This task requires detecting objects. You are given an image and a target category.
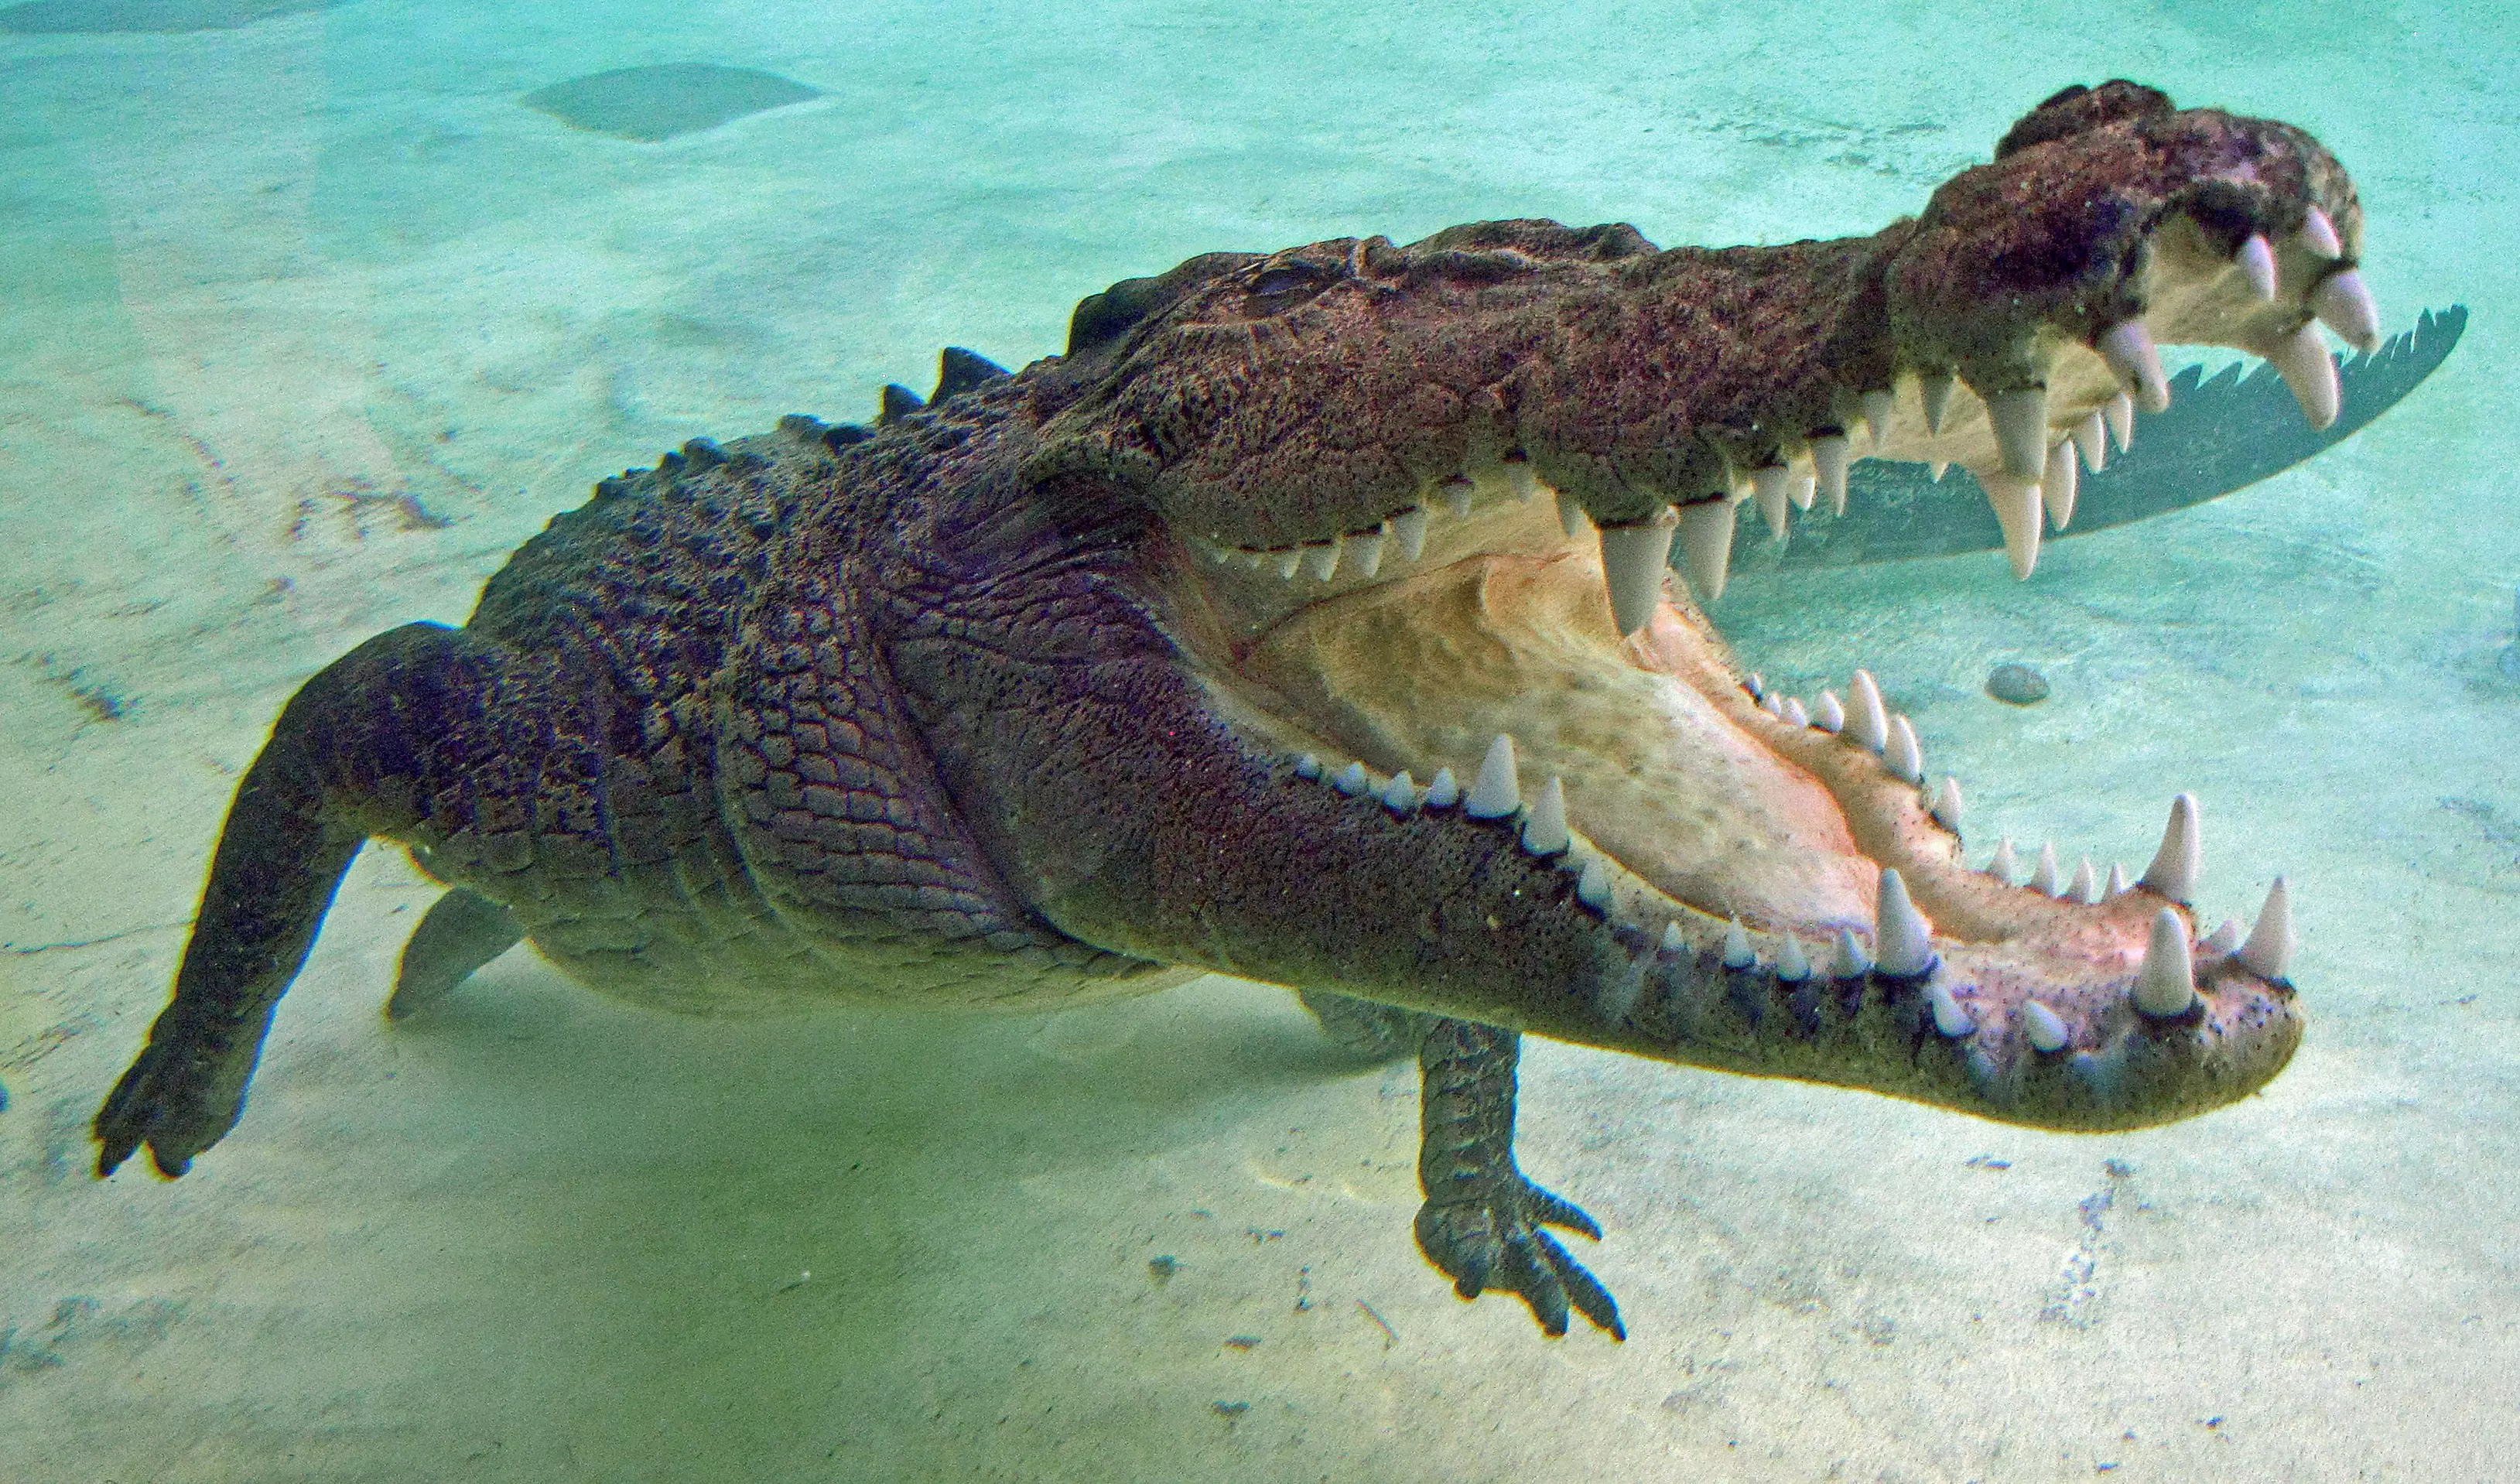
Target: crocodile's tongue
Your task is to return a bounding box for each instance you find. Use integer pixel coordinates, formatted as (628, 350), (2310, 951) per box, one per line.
(1239, 549), (1880, 938)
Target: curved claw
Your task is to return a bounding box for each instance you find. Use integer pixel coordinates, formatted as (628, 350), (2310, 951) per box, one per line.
(1414, 1174), (1626, 1340)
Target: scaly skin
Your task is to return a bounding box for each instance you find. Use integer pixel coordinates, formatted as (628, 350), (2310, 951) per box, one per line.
(97, 84), (2358, 1339)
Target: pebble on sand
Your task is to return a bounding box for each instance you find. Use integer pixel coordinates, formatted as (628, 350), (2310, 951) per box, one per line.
(1986, 662), (2050, 705)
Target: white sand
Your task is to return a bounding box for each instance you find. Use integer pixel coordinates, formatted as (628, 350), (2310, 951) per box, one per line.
(2, 2), (2514, 1478)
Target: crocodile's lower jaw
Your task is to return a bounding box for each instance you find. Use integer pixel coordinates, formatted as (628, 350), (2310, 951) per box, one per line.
(1187, 492), (2301, 1130)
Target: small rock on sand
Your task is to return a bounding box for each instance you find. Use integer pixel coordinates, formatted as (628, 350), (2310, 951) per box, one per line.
(1987, 663), (2050, 705)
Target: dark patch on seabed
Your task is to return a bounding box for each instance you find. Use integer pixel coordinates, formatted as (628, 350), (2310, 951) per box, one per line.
(0, 0), (346, 32)
(524, 64), (822, 143)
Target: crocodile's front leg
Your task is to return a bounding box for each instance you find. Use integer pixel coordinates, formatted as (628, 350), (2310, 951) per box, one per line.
(1417, 1018), (1622, 1339)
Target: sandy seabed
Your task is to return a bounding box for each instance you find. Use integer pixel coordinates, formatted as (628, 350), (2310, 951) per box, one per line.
(3, 2), (2516, 1479)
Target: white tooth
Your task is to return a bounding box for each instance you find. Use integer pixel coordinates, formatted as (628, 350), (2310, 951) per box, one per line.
(1875, 867), (1934, 976)
(1920, 369), (1957, 434)
(1791, 472), (1817, 512)
(1503, 459), (1540, 502)
(1293, 754), (1323, 780)
(2029, 842), (2062, 897)
(2140, 793), (2202, 903)
(2106, 862), (2131, 898)
(2073, 410), (2108, 474)
(1812, 434), (1852, 515)
(2299, 205), (2344, 259)
(1660, 920), (1685, 954)
(1932, 776), (1964, 832)
(1783, 697), (1811, 727)
(1762, 692), (1787, 720)
(1987, 837), (2019, 883)
(1858, 389), (1895, 451)
(1886, 714), (1923, 784)
(2311, 268), (2382, 354)
(2200, 918), (2243, 953)
(1557, 490), (1590, 539)
(1776, 932), (1811, 981)
(2236, 876), (2295, 981)
(1378, 769), (1417, 812)
(1988, 388), (2050, 480)
(1746, 672), (1765, 701)
(1301, 538), (1342, 582)
(1814, 691), (1845, 733)
(2098, 320), (2171, 414)
(1275, 548), (1304, 580)
(2236, 234), (2280, 300)
(1929, 460), (1949, 482)
(1752, 465), (1793, 542)
(1463, 734), (1520, 819)
(2020, 1000), (2068, 1053)
(1333, 761), (1369, 795)
(1422, 766), (1459, 809)
(2105, 391), (2135, 452)
(1847, 670), (1889, 753)
(1521, 776), (1571, 856)
(1347, 527), (1386, 579)
(1723, 916), (1755, 969)
(2069, 857), (2098, 904)
(2043, 437), (2079, 532)
(1831, 928), (1872, 979)
(2133, 908), (2199, 1017)
(2264, 323), (2340, 429)
(1391, 506), (1431, 562)
(1599, 511), (1679, 637)
(1976, 470), (2043, 580)
(1237, 546), (1269, 570)
(1575, 857), (1611, 910)
(1677, 498), (1736, 603)
(1441, 477), (1475, 520)
(1928, 982), (1975, 1037)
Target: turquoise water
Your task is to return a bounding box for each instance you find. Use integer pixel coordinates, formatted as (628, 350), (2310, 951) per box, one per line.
(2, 2), (2512, 1479)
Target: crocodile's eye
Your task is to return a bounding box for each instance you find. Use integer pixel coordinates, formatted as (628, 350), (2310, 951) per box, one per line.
(1240, 262), (1335, 314)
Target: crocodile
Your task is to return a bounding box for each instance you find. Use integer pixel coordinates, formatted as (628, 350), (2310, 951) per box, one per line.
(96, 82), (2374, 1340)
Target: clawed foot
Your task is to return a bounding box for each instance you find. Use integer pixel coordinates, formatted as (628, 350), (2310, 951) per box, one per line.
(1414, 1171), (1625, 1340)
(93, 1028), (248, 1178)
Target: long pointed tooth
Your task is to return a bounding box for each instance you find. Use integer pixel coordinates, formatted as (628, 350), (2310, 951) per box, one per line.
(2073, 410), (2108, 473)
(2098, 320), (2171, 414)
(1929, 460), (1949, 482)
(1660, 920), (1685, 954)
(2029, 842), (2061, 896)
(1752, 465), (1793, 541)
(1293, 754), (1322, 780)
(2021, 1000), (2068, 1052)
(1920, 369), (1957, 434)
(1333, 761), (1368, 795)
(2043, 437), (2080, 532)
(1928, 982), (1975, 1037)
(1761, 692), (1787, 720)
(1236, 546), (1268, 571)
(1987, 837), (2019, 883)
(1723, 916), (1755, 969)
(1847, 670), (1889, 754)
(2200, 918), (2243, 953)
(1378, 770), (1417, 812)
(1441, 477), (1475, 520)
(2235, 234), (2280, 300)
(1423, 766), (1459, 809)
(1503, 458), (1539, 502)
(2105, 391), (2135, 451)
(1557, 490), (1589, 539)
(1831, 928), (1872, 979)
(1811, 434), (1852, 515)
(2299, 206), (2344, 259)
(1988, 388), (2050, 479)
(2106, 861), (2130, 898)
(1977, 470), (2043, 579)
(1874, 867), (1934, 976)
(1521, 776), (1570, 856)
(1858, 390), (1895, 451)
(1274, 548), (1303, 580)
(2068, 857), (2098, 904)
(2311, 268), (2382, 354)
(1575, 857), (1611, 911)
(2236, 876), (2295, 980)
(1346, 527), (1385, 579)
(1391, 506), (1430, 562)
(1301, 538), (1342, 582)
(1463, 734), (1520, 819)
(2139, 793), (2202, 903)
(1790, 471), (1816, 512)
(1813, 691), (1845, 733)
(2133, 908), (2198, 1017)
(1932, 776), (1964, 832)
(1599, 512), (1678, 637)
(1782, 697), (1810, 727)
(1776, 933), (1811, 982)
(1677, 499), (1736, 603)
(1886, 714), (1923, 784)
(2264, 323), (2340, 429)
